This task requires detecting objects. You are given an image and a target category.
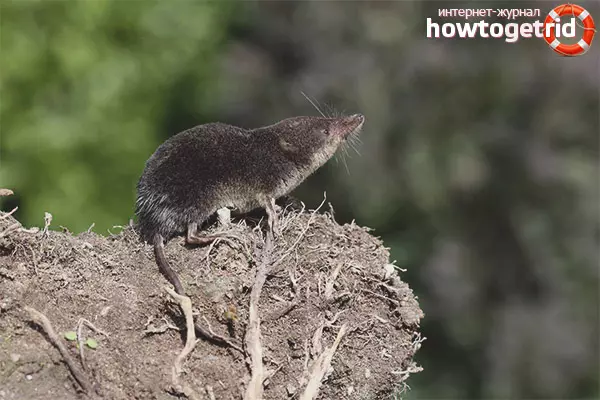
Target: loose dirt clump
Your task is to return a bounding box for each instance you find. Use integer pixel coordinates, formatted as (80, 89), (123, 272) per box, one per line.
(0, 199), (424, 400)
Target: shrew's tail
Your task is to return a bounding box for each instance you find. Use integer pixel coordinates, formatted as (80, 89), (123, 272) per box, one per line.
(153, 233), (184, 295)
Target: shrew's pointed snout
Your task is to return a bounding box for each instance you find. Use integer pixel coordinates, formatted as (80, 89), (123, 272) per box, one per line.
(330, 113), (365, 138)
(351, 114), (365, 124)
(348, 114), (365, 131)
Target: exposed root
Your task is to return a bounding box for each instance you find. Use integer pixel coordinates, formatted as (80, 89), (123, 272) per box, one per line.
(263, 361), (283, 387)
(272, 194), (327, 269)
(277, 201), (305, 233)
(206, 385), (216, 400)
(143, 316), (180, 335)
(27, 244), (39, 275)
(200, 316), (244, 354)
(199, 226), (252, 267)
(42, 212), (52, 236)
(164, 286), (200, 400)
(324, 262), (345, 300)
(204, 235), (246, 266)
(0, 206), (18, 220)
(264, 299), (299, 322)
(391, 363), (423, 378)
(362, 289), (401, 307)
(311, 322), (325, 356)
(243, 231), (274, 400)
(300, 324), (349, 400)
(24, 306), (97, 395)
(193, 319), (244, 353)
(0, 222), (20, 238)
(390, 360), (424, 395)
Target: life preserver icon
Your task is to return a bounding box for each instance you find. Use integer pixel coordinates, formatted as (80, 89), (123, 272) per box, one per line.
(543, 4), (595, 56)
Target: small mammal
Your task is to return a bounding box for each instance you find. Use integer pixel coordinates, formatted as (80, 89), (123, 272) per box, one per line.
(136, 114), (365, 293)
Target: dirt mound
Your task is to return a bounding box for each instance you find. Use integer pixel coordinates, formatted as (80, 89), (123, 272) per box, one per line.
(0, 202), (423, 400)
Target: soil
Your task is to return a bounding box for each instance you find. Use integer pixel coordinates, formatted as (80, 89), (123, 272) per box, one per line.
(0, 203), (424, 400)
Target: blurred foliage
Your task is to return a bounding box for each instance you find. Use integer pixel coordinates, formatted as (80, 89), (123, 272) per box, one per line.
(1, 0), (234, 232)
(1, 1), (598, 399)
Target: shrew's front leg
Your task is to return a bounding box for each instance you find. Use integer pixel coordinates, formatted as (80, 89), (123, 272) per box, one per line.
(259, 196), (280, 238)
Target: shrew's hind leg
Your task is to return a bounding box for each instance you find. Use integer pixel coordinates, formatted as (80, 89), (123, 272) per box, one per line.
(186, 222), (219, 245)
(186, 222), (243, 246)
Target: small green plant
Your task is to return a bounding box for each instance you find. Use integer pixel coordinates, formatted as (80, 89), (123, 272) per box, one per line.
(63, 331), (99, 349)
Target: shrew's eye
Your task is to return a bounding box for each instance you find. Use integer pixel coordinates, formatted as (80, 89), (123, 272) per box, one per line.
(319, 128), (328, 135)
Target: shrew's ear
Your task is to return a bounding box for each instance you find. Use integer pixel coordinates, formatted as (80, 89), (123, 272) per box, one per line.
(279, 138), (299, 154)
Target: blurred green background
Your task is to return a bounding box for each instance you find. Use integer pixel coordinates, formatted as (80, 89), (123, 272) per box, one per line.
(1, 1), (598, 398)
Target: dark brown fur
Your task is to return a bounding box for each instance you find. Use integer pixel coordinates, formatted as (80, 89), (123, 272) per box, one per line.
(136, 114), (364, 293)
